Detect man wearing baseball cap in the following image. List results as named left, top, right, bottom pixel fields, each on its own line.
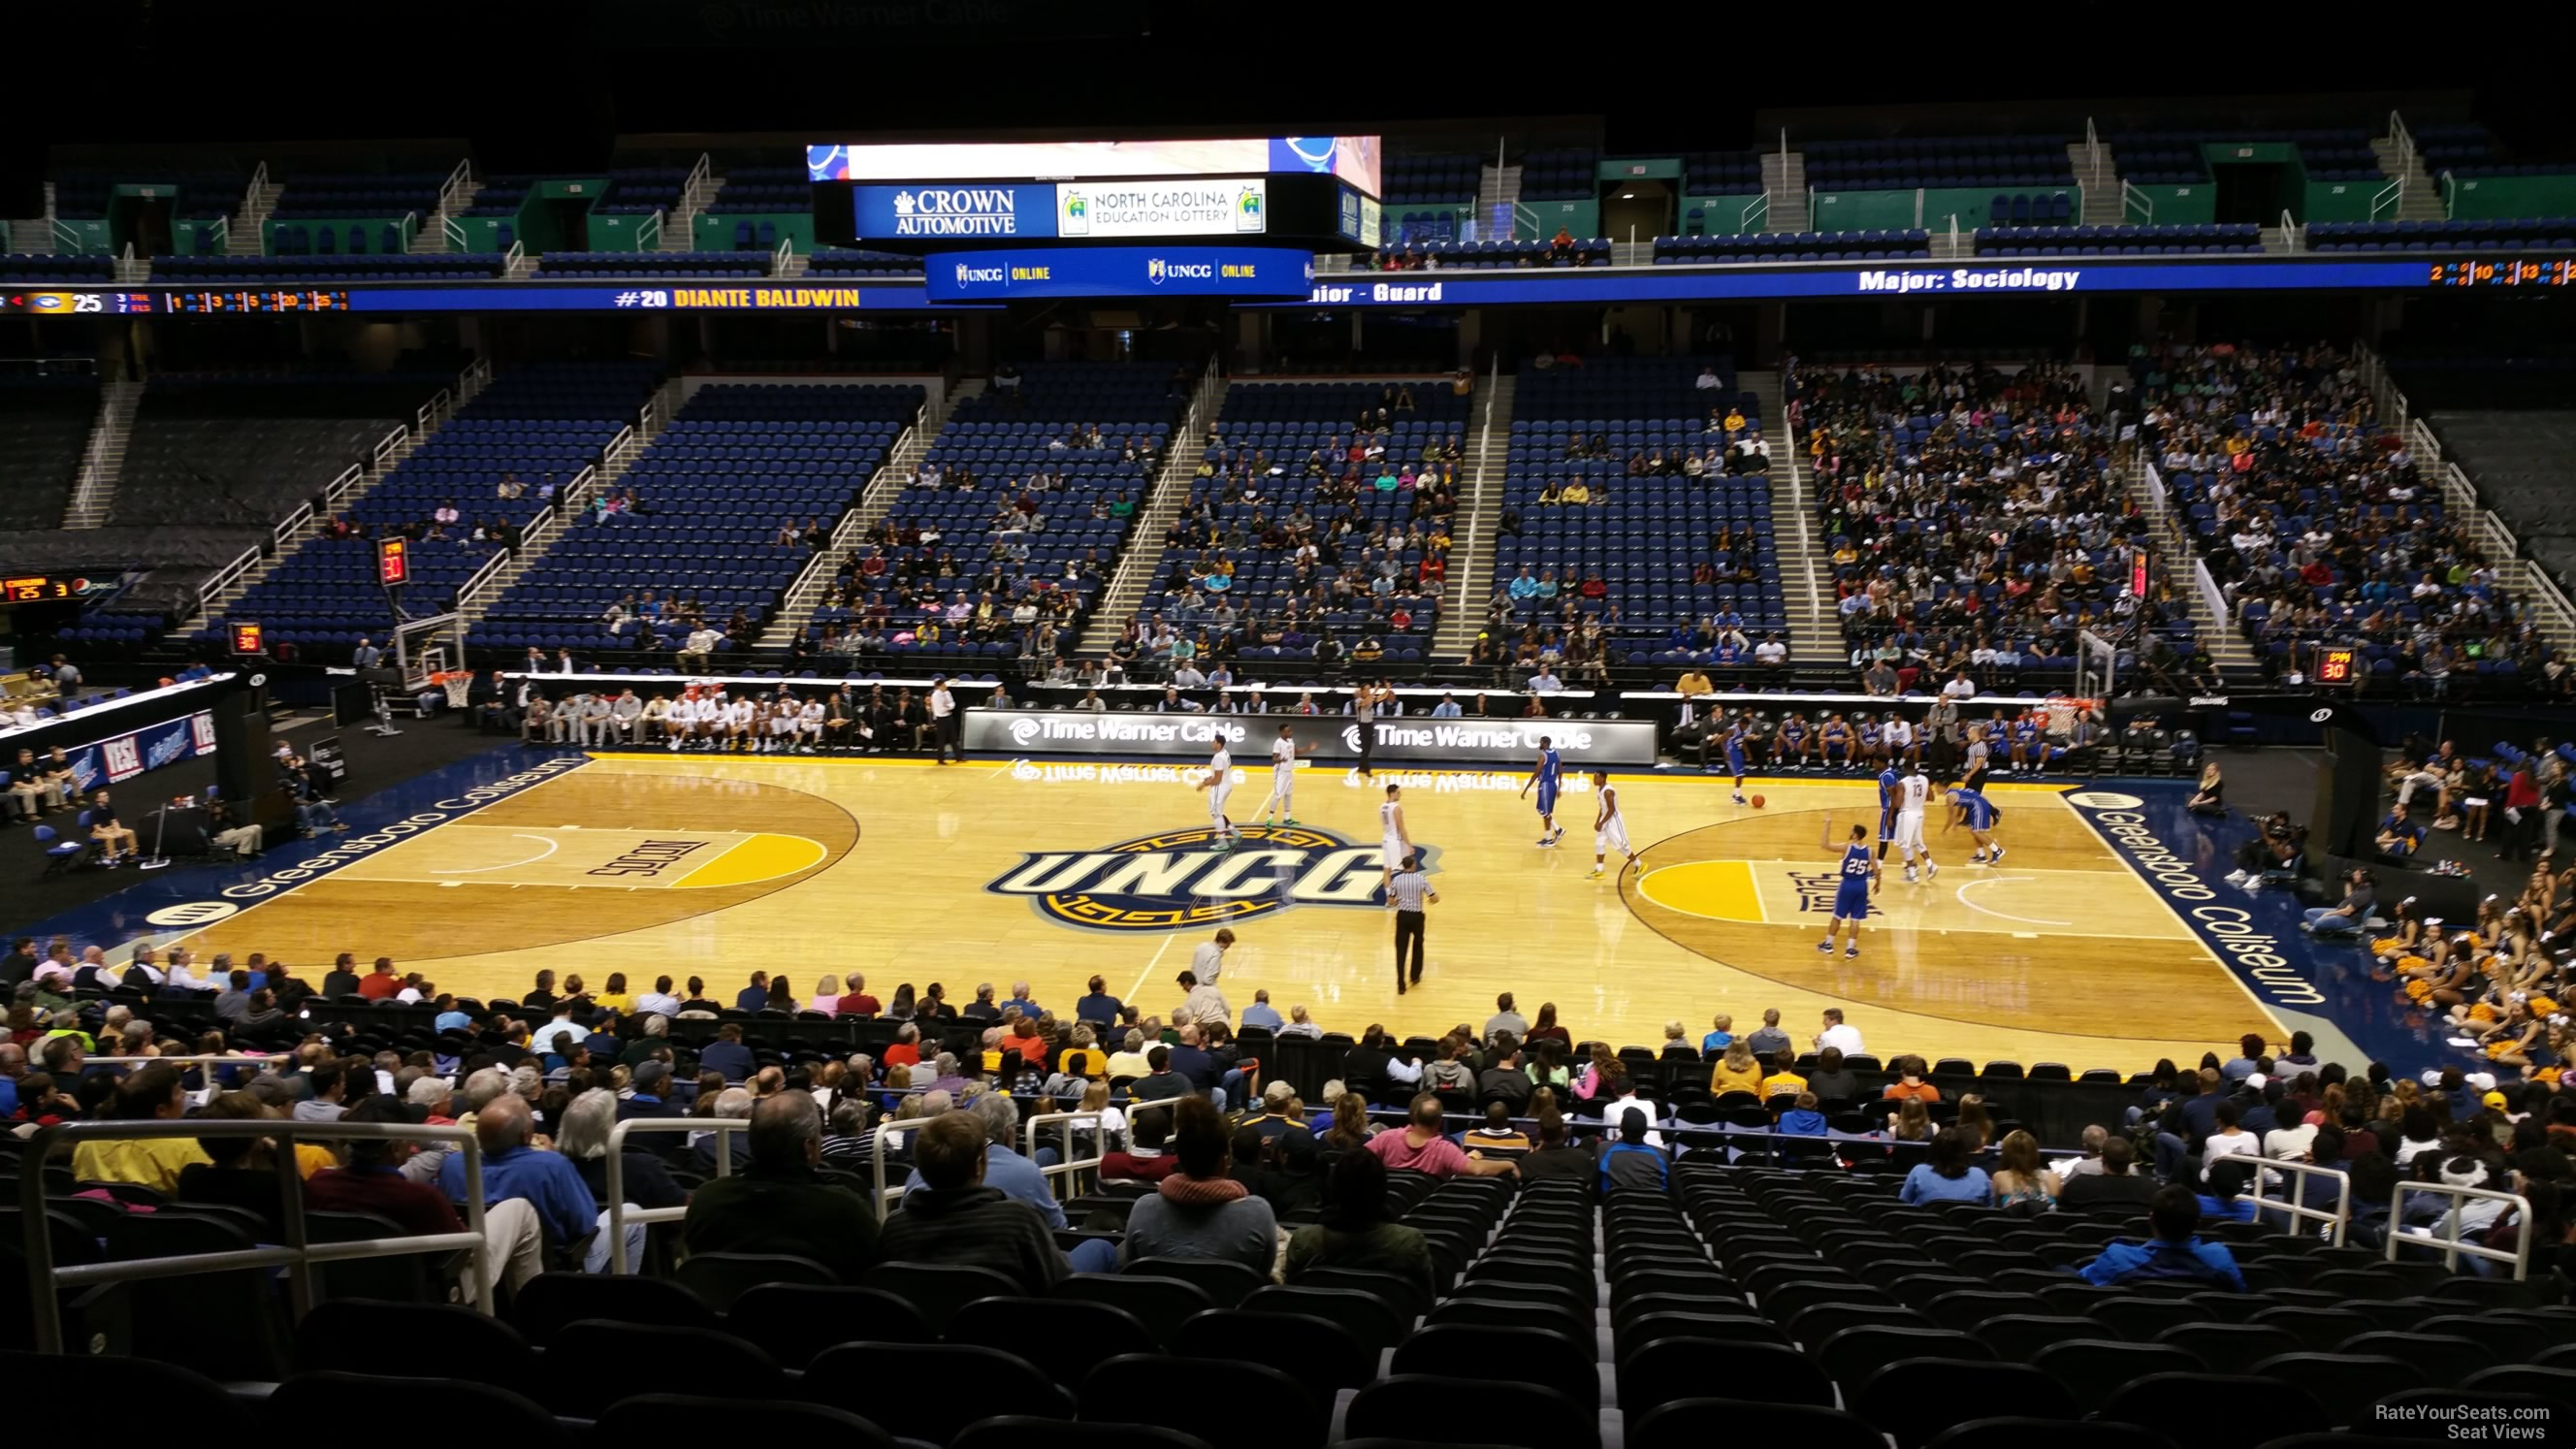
left=619, top=1060, right=683, bottom=1120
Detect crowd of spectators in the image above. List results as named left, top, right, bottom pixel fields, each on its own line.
left=2133, top=341, right=2568, bottom=695
left=1787, top=357, right=2184, bottom=686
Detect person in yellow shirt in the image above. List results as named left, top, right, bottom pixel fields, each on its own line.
left=1709, top=1041, right=1765, bottom=1097
left=1723, top=407, right=1747, bottom=436
left=1759, top=1050, right=1809, bottom=1101
left=1675, top=668, right=1714, bottom=727
left=1562, top=480, right=1592, bottom=505
left=72, top=1064, right=209, bottom=1194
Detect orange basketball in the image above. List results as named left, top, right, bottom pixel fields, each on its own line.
left=1750, top=793, right=1765, bottom=809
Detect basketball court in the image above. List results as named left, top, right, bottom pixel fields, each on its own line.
left=128, top=749, right=2279, bottom=1069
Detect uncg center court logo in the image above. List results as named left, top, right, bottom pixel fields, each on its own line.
left=988, top=825, right=1435, bottom=931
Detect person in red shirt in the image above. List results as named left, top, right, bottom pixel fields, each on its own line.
left=835, top=973, right=883, bottom=1017
left=1366, top=1094, right=1519, bottom=1179
left=355, top=957, right=403, bottom=1001
left=882, top=1022, right=922, bottom=1072
left=307, top=1096, right=543, bottom=1296
left=1100, top=1104, right=1181, bottom=1183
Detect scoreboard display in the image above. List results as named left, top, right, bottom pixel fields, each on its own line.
left=229, top=622, right=266, bottom=657
left=165, top=290, right=354, bottom=313
left=0, top=292, right=154, bottom=315
left=2315, top=646, right=2359, bottom=687
left=377, top=536, right=411, bottom=586
left=2427, top=258, right=2576, bottom=288
left=2, top=574, right=94, bottom=602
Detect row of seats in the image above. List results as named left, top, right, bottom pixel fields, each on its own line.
left=1381, top=152, right=1480, bottom=206
left=535, top=250, right=774, bottom=276
left=1655, top=230, right=1933, bottom=263
left=156, top=253, right=507, bottom=280
left=1975, top=223, right=2262, bottom=256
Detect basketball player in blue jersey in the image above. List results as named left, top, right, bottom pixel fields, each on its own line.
left=1946, top=784, right=2005, bottom=864
left=1856, top=713, right=1885, bottom=770
left=1875, top=760, right=1902, bottom=861
left=1819, top=713, right=1852, bottom=772
left=1519, top=736, right=1566, bottom=847
left=1819, top=822, right=1880, bottom=958
left=1723, top=714, right=1751, bottom=806
left=1776, top=712, right=1811, bottom=771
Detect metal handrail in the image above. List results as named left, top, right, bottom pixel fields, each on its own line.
left=869, top=1114, right=921, bottom=1220
left=773, top=235, right=793, bottom=275
left=635, top=210, right=663, bottom=253
left=2276, top=209, right=2302, bottom=253
left=2389, top=110, right=2417, bottom=179
left=2369, top=175, right=2404, bottom=224
left=191, top=543, right=265, bottom=616
left=2387, top=1179, right=2529, bottom=1277
left=437, top=156, right=473, bottom=219
left=681, top=152, right=714, bottom=212
left=1023, top=1110, right=1106, bottom=1199
left=2121, top=180, right=2154, bottom=226
left=370, top=423, right=409, bottom=474
left=19, top=1118, right=492, bottom=1354
left=601, top=1115, right=748, bottom=1273
left=2238, top=1156, right=2350, bottom=1246
left=1741, top=191, right=1770, bottom=234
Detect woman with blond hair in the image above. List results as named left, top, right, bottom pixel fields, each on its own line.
left=1990, top=1128, right=2059, bottom=1210
left=1709, top=1040, right=1764, bottom=1097
left=809, top=975, right=843, bottom=1017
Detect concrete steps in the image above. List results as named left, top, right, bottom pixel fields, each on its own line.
left=2118, top=450, right=2258, bottom=674
left=1756, top=152, right=1808, bottom=233
left=756, top=378, right=971, bottom=650
left=1433, top=374, right=1514, bottom=660
left=412, top=179, right=481, bottom=254
left=227, top=179, right=281, bottom=256
left=2068, top=142, right=2127, bottom=225
left=1753, top=370, right=1838, bottom=669
left=1476, top=164, right=1522, bottom=241
left=2369, top=137, right=2449, bottom=221
left=1078, top=370, right=1225, bottom=655
left=61, top=378, right=143, bottom=529
left=663, top=177, right=725, bottom=252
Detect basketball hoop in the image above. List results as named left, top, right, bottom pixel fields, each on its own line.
left=2043, top=697, right=2101, bottom=739
left=439, top=669, right=475, bottom=709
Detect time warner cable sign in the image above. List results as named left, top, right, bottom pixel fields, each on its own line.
left=928, top=246, right=1315, bottom=301
left=960, top=708, right=1658, bottom=766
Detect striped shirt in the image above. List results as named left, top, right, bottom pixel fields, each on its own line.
left=1388, top=870, right=1433, bottom=912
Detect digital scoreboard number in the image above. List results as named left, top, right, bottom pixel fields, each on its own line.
left=2427, top=258, right=2576, bottom=288
left=2, top=574, right=89, bottom=602
left=230, top=622, right=266, bottom=657
left=2315, top=646, right=2358, bottom=687
left=377, top=536, right=411, bottom=586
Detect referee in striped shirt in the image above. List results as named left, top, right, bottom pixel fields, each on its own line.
left=1389, top=853, right=1437, bottom=995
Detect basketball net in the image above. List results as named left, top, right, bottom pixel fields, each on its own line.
left=439, top=670, right=475, bottom=707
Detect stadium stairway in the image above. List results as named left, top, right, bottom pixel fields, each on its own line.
left=1757, top=148, right=1810, bottom=233
left=2370, top=133, right=2449, bottom=222
left=453, top=379, right=673, bottom=627
left=661, top=167, right=724, bottom=253
left=756, top=377, right=964, bottom=649
left=167, top=365, right=486, bottom=647
left=1433, top=371, right=1514, bottom=659
left=1476, top=161, right=1522, bottom=242
left=2068, top=141, right=2126, bottom=225
left=1078, top=365, right=1226, bottom=656
left=226, top=173, right=281, bottom=257
left=2118, top=443, right=2258, bottom=677
left=60, top=378, right=141, bottom=529
left=411, top=176, right=480, bottom=255
left=1755, top=369, right=1839, bottom=668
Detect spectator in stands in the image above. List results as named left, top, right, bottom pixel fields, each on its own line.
left=1814, top=1008, right=1864, bottom=1055
left=903, top=1090, right=1067, bottom=1228
left=1991, top=1130, right=2061, bottom=1210
left=1599, top=1108, right=1670, bottom=1191
left=73, top=1065, right=203, bottom=1192
left=699, top=1022, right=756, bottom=1082
left=308, top=1094, right=545, bottom=1291
left=1119, top=1095, right=1274, bottom=1271
left=878, top=1110, right=1112, bottom=1277
left=1368, top=1092, right=1517, bottom=1179
left=2077, top=1185, right=2248, bottom=1290
left=2059, top=1136, right=2158, bottom=1210
left=1709, top=1042, right=1763, bottom=1097
left=1808, top=1047, right=1861, bottom=1105
left=1742, top=1009, right=1789, bottom=1059
left=1285, top=1146, right=1433, bottom=1297
left=678, top=1090, right=876, bottom=1280
left=435, top=1090, right=616, bottom=1270
left=1900, top=1128, right=1990, bottom=1206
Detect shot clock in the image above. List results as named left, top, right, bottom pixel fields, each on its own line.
left=230, top=622, right=266, bottom=657
left=377, top=536, right=411, bottom=587
left=2315, top=646, right=2358, bottom=687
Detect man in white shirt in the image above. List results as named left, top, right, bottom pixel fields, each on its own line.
left=677, top=627, right=721, bottom=674
left=635, top=976, right=685, bottom=1016
left=1430, top=693, right=1464, bottom=719
left=927, top=675, right=961, bottom=764
left=609, top=691, right=644, bottom=744
left=1814, top=1008, right=1864, bottom=1057
left=1940, top=670, right=1978, bottom=703
left=1529, top=668, right=1563, bottom=693
left=1754, top=635, right=1787, bottom=667
left=664, top=694, right=700, bottom=753
left=1175, top=969, right=1231, bottom=1028
left=163, top=950, right=220, bottom=994
left=1188, top=928, right=1235, bottom=983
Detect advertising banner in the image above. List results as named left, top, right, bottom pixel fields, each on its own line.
left=959, top=707, right=1658, bottom=766
left=58, top=710, right=218, bottom=795
left=852, top=183, right=1056, bottom=241
left=1054, top=178, right=1267, bottom=238
left=809, top=137, right=1380, bottom=195
left=928, top=246, right=1314, bottom=301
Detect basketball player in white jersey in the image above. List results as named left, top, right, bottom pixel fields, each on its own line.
left=795, top=694, right=827, bottom=753
left=1587, top=770, right=1635, bottom=880
left=1194, top=735, right=1239, bottom=851
left=664, top=692, right=699, bottom=753
left=765, top=696, right=798, bottom=754
left=1377, top=782, right=1412, bottom=900
left=1255, top=722, right=1314, bottom=827
left=1893, top=762, right=1937, bottom=884
left=723, top=694, right=757, bottom=753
